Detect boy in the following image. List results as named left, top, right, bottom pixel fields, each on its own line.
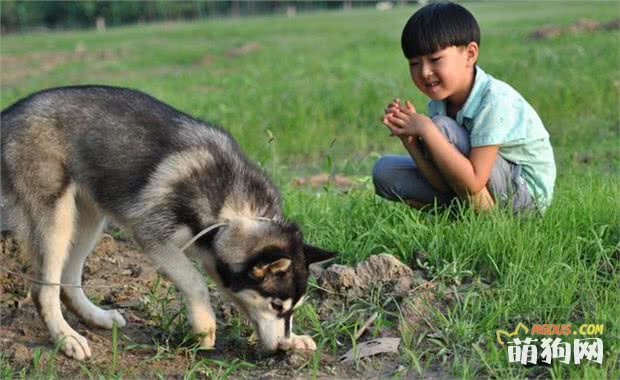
left=372, top=1, right=556, bottom=213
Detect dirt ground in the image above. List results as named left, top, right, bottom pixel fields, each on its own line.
left=528, top=17, right=619, bottom=39
left=0, top=230, right=446, bottom=379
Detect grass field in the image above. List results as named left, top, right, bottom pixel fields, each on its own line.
left=1, top=1, right=619, bottom=379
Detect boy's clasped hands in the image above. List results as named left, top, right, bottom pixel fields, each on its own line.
left=382, top=98, right=434, bottom=144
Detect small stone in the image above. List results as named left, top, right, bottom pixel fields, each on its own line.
left=128, top=264, right=143, bottom=278
left=319, top=264, right=359, bottom=291
left=9, top=342, right=31, bottom=364
left=308, top=263, right=324, bottom=280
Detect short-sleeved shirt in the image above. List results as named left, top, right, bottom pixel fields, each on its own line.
left=427, top=66, right=556, bottom=211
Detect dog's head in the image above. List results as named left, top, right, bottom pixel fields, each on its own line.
left=196, top=218, right=335, bottom=351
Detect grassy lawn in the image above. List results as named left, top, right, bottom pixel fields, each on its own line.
left=1, top=1, right=619, bottom=378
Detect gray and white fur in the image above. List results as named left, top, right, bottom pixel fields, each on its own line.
left=1, top=86, right=335, bottom=360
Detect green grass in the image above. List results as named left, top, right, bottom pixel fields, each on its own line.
left=1, top=1, right=619, bottom=378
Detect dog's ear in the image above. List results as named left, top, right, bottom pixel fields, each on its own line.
left=303, top=244, right=337, bottom=266
left=250, top=258, right=291, bottom=280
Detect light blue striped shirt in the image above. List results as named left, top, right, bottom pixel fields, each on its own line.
left=428, top=66, right=556, bottom=210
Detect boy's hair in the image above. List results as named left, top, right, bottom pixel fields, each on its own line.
left=401, top=1, right=480, bottom=59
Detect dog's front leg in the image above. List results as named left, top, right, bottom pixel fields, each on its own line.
left=255, top=314, right=317, bottom=352
left=148, top=244, right=216, bottom=348
left=276, top=317, right=317, bottom=351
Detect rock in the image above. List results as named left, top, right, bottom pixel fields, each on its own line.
left=355, top=254, right=415, bottom=286
left=316, top=254, right=441, bottom=331
left=308, top=263, right=324, bottom=280
left=319, top=264, right=359, bottom=292
left=8, top=342, right=31, bottom=365
left=319, top=254, right=423, bottom=297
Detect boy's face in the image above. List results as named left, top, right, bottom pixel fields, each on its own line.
left=408, top=42, right=478, bottom=107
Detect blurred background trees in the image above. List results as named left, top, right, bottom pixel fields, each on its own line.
left=1, top=1, right=407, bottom=34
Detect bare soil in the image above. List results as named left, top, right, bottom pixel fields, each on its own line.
left=0, top=46, right=127, bottom=86
left=529, top=18, right=619, bottom=40
left=1, top=230, right=444, bottom=379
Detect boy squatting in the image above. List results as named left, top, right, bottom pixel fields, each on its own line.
left=372, top=2, right=556, bottom=213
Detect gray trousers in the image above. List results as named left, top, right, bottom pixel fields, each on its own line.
left=372, top=116, right=534, bottom=211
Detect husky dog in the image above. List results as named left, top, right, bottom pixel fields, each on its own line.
left=1, top=86, right=336, bottom=360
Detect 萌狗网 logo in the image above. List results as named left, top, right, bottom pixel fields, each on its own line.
left=496, top=323, right=604, bottom=365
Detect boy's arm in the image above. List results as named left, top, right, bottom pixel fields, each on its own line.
left=399, top=137, right=451, bottom=193
left=419, top=126, right=498, bottom=197
left=383, top=99, right=450, bottom=193
left=385, top=100, right=498, bottom=201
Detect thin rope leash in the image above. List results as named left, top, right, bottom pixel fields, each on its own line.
left=178, top=217, right=276, bottom=252
left=0, top=266, right=113, bottom=289
left=0, top=224, right=226, bottom=289
left=178, top=222, right=227, bottom=252
left=1, top=217, right=276, bottom=289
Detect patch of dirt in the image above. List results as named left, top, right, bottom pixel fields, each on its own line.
left=199, top=54, right=215, bottom=65
left=292, top=173, right=356, bottom=189
left=1, top=231, right=447, bottom=378
left=225, top=42, right=262, bottom=57
left=0, top=44, right=127, bottom=86
left=529, top=18, right=619, bottom=40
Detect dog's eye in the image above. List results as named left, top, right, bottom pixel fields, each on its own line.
left=271, top=300, right=284, bottom=312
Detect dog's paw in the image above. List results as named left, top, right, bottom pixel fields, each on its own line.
left=197, top=328, right=216, bottom=349
left=57, top=331, right=92, bottom=360
left=88, top=309, right=127, bottom=329
left=104, top=309, right=127, bottom=328
left=277, top=334, right=317, bottom=351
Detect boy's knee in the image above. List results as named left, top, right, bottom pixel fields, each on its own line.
left=372, top=156, right=399, bottom=199
left=372, top=157, right=391, bottom=188
left=431, top=115, right=458, bottom=137
left=430, top=115, right=470, bottom=154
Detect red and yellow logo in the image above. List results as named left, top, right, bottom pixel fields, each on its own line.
left=496, top=323, right=604, bottom=345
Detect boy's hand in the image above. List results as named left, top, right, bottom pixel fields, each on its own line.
left=383, top=98, right=401, bottom=118
left=383, top=100, right=432, bottom=141
left=382, top=98, right=405, bottom=136
left=382, top=98, right=411, bottom=143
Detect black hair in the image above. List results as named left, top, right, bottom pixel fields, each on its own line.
left=401, top=1, right=480, bottom=59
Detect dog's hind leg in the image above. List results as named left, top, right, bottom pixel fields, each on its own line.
left=29, top=183, right=92, bottom=360
left=148, top=243, right=217, bottom=349
left=60, top=193, right=126, bottom=330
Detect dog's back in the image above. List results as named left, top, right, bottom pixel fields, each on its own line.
left=1, top=86, right=282, bottom=246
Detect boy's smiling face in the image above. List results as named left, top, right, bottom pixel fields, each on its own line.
left=408, top=42, right=478, bottom=110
